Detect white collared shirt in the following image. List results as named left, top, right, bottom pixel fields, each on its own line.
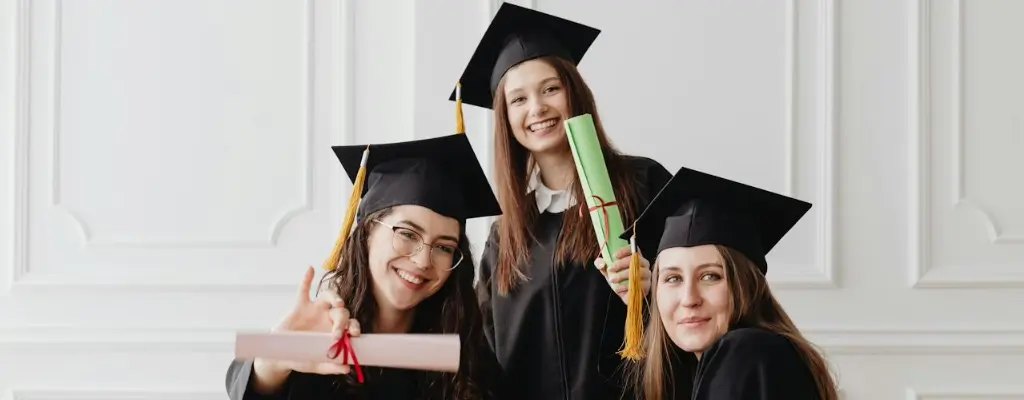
left=527, top=168, right=577, bottom=213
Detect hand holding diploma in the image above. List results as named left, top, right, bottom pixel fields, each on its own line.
left=240, top=267, right=462, bottom=392
left=564, top=113, right=649, bottom=360
left=256, top=266, right=360, bottom=378
left=594, top=245, right=652, bottom=304
left=563, top=114, right=652, bottom=304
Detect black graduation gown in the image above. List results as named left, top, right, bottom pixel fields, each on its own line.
left=691, top=327, right=821, bottom=400
left=477, top=156, right=672, bottom=400
left=225, top=359, right=421, bottom=400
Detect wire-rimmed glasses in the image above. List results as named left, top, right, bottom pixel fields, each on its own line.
left=373, top=220, right=464, bottom=270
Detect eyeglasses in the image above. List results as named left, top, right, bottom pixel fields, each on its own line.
left=373, top=220, right=464, bottom=270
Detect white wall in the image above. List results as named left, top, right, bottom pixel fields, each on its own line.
left=1, top=0, right=1023, bottom=398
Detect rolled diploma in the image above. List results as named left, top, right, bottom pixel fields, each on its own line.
left=235, top=331, right=461, bottom=373
left=564, top=113, right=628, bottom=262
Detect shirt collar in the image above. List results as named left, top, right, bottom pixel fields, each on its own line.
left=528, top=167, right=577, bottom=213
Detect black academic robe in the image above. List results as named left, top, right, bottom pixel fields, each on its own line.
left=691, top=327, right=821, bottom=400
left=477, top=156, right=672, bottom=400
left=225, top=359, right=422, bottom=400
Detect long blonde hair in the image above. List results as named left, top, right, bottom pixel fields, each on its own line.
left=630, top=245, right=839, bottom=400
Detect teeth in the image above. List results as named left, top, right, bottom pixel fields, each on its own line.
left=529, top=119, right=557, bottom=132
left=396, top=269, right=424, bottom=285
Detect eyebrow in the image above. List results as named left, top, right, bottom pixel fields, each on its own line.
left=505, top=76, right=561, bottom=96
left=538, top=76, right=560, bottom=86
left=395, top=220, right=460, bottom=243
left=659, top=262, right=724, bottom=272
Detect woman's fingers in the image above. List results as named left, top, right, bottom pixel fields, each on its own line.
left=348, top=318, right=361, bottom=337
left=330, top=306, right=350, bottom=339
left=310, top=283, right=344, bottom=311
left=296, top=266, right=315, bottom=305
left=614, top=279, right=628, bottom=295
left=313, top=361, right=350, bottom=375
left=313, top=290, right=344, bottom=311
left=310, top=297, right=342, bottom=316
left=594, top=258, right=611, bottom=281
left=609, top=270, right=628, bottom=284
left=607, top=257, right=632, bottom=274
left=290, top=361, right=349, bottom=375
left=607, top=252, right=651, bottom=274
left=608, top=267, right=652, bottom=296
left=613, top=245, right=633, bottom=261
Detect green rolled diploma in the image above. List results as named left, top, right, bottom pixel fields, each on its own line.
left=564, top=114, right=629, bottom=265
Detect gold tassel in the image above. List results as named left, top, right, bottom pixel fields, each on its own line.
left=323, top=146, right=370, bottom=272
left=455, top=82, right=465, bottom=135
left=619, top=226, right=645, bottom=361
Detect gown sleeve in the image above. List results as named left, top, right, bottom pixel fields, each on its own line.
left=693, top=328, right=821, bottom=400
left=225, top=359, right=289, bottom=400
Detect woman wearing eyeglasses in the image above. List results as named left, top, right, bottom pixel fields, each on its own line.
left=225, top=134, right=503, bottom=399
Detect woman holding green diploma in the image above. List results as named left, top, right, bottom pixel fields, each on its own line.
left=451, top=4, right=672, bottom=399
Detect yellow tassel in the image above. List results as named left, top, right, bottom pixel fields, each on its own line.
left=322, top=146, right=370, bottom=272
left=619, top=228, right=645, bottom=361
left=455, top=82, right=465, bottom=135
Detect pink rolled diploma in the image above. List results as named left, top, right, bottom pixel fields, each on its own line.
left=235, top=331, right=461, bottom=373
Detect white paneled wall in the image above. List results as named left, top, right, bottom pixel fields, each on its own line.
left=1, top=0, right=1022, bottom=399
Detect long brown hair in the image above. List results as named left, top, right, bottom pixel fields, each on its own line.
left=318, top=207, right=498, bottom=399
left=491, top=55, right=644, bottom=295
left=631, top=245, right=839, bottom=400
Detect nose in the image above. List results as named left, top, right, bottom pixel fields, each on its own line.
left=527, top=97, right=548, bottom=117
left=410, top=245, right=432, bottom=270
left=680, top=281, right=702, bottom=308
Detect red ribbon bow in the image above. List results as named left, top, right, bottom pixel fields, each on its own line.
left=327, top=330, right=364, bottom=383
left=580, top=195, right=619, bottom=254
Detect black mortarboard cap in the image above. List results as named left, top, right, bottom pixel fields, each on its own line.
left=621, top=166, right=812, bottom=274
left=449, top=2, right=600, bottom=109
left=332, top=134, right=500, bottom=224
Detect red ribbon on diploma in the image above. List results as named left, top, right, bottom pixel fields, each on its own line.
left=580, top=195, right=619, bottom=254
left=327, top=330, right=364, bottom=383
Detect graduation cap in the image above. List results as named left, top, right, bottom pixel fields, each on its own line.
left=449, top=2, right=601, bottom=109
left=321, top=134, right=501, bottom=272
left=621, top=166, right=812, bottom=275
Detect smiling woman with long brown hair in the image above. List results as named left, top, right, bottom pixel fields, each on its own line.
left=623, top=166, right=839, bottom=400
left=451, top=4, right=672, bottom=400
left=225, top=134, right=503, bottom=399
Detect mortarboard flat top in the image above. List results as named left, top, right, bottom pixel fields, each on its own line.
left=449, top=2, right=600, bottom=110
left=621, top=166, right=812, bottom=274
left=332, top=134, right=501, bottom=223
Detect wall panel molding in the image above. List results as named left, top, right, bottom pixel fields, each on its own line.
left=907, top=388, right=1024, bottom=400
left=49, top=0, right=316, bottom=250
left=7, top=0, right=356, bottom=293
left=10, top=0, right=33, bottom=291
left=764, top=0, right=839, bottom=289
left=29, top=0, right=315, bottom=249
left=945, top=1, right=1023, bottom=247
left=0, top=327, right=230, bottom=352
left=808, top=327, right=1024, bottom=355
left=908, top=0, right=1024, bottom=288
